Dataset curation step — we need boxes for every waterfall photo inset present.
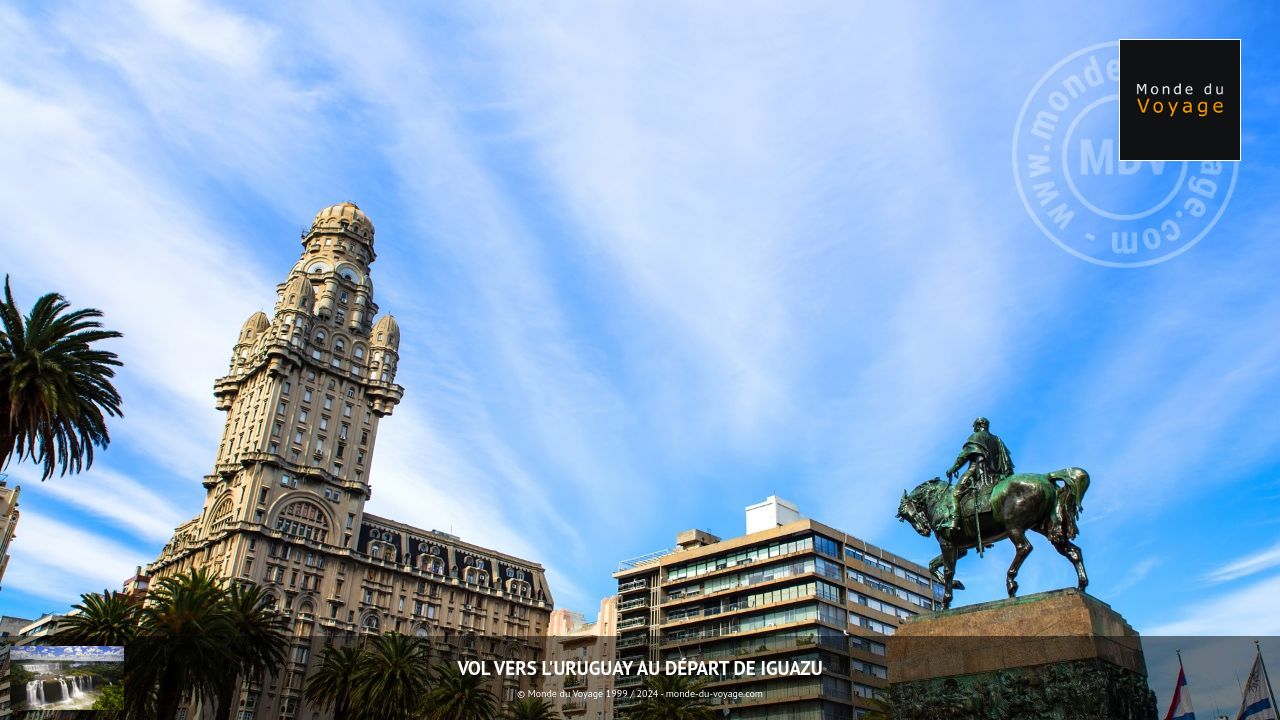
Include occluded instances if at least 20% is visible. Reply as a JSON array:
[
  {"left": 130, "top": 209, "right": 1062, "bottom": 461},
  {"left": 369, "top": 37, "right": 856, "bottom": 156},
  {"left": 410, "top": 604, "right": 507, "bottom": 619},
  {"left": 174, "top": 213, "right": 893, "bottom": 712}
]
[{"left": 8, "top": 645, "right": 124, "bottom": 712}]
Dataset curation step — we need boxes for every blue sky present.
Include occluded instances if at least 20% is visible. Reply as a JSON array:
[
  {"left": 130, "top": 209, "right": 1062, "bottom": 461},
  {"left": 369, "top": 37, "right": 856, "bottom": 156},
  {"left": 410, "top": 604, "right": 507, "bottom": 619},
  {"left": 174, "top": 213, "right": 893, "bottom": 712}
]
[{"left": 1, "top": 0, "right": 1278, "bottom": 700}]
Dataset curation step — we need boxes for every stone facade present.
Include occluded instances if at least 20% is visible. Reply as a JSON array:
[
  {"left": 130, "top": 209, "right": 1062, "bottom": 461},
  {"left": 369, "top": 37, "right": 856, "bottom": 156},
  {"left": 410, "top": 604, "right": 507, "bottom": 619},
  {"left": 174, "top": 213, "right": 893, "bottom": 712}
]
[
  {"left": 889, "top": 589, "right": 1157, "bottom": 720},
  {"left": 148, "top": 203, "right": 553, "bottom": 720},
  {"left": 0, "top": 479, "right": 19, "bottom": 592},
  {"left": 544, "top": 597, "right": 619, "bottom": 720}
]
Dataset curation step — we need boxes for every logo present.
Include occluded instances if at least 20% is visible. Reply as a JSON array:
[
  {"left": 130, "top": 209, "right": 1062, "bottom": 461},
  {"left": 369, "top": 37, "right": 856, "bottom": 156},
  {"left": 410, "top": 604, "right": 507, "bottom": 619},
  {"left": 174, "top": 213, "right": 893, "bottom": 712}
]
[
  {"left": 1119, "top": 39, "right": 1240, "bottom": 161},
  {"left": 1013, "top": 42, "right": 1237, "bottom": 267}
]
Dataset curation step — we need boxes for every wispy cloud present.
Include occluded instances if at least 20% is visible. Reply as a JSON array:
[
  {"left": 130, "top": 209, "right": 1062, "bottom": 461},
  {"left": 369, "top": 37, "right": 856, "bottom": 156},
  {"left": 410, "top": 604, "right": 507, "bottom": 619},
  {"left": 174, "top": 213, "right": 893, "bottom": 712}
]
[
  {"left": 10, "top": 467, "right": 186, "bottom": 543},
  {"left": 1147, "top": 573, "right": 1280, "bottom": 636},
  {"left": 1205, "top": 540, "right": 1280, "bottom": 584},
  {"left": 3, "top": 513, "right": 151, "bottom": 603},
  {"left": 1, "top": 0, "right": 1279, "bottom": 629}
]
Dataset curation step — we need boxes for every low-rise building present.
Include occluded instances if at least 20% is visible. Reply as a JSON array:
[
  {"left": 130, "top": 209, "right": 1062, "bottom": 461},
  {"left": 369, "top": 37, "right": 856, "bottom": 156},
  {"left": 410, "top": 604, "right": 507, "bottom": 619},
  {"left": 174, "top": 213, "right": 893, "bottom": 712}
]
[{"left": 545, "top": 597, "right": 618, "bottom": 720}]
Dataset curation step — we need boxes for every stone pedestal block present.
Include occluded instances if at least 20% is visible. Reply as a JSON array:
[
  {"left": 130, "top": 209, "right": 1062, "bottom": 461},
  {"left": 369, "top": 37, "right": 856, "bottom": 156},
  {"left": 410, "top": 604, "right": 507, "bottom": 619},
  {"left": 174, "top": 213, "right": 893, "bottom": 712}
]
[{"left": 887, "top": 589, "right": 1157, "bottom": 720}]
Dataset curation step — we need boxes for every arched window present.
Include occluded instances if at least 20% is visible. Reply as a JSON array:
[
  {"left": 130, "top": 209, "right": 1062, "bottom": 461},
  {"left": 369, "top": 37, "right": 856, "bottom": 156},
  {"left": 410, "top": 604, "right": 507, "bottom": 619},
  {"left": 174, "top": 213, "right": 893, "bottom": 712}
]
[
  {"left": 275, "top": 500, "right": 329, "bottom": 543},
  {"left": 363, "top": 615, "right": 380, "bottom": 630},
  {"left": 369, "top": 541, "right": 397, "bottom": 562},
  {"left": 208, "top": 498, "right": 234, "bottom": 534},
  {"left": 314, "top": 331, "right": 326, "bottom": 346},
  {"left": 334, "top": 339, "right": 345, "bottom": 354},
  {"left": 420, "top": 555, "right": 445, "bottom": 575},
  {"left": 353, "top": 345, "right": 365, "bottom": 360}
]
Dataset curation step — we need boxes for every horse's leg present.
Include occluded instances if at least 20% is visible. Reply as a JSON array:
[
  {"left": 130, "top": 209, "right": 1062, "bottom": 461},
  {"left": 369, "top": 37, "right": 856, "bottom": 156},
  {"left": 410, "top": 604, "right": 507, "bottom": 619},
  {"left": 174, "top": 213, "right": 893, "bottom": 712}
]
[
  {"left": 928, "top": 554, "right": 945, "bottom": 585},
  {"left": 1006, "top": 527, "right": 1033, "bottom": 598},
  {"left": 1052, "top": 538, "right": 1088, "bottom": 590},
  {"left": 928, "top": 553, "right": 966, "bottom": 592},
  {"left": 940, "top": 541, "right": 958, "bottom": 609}
]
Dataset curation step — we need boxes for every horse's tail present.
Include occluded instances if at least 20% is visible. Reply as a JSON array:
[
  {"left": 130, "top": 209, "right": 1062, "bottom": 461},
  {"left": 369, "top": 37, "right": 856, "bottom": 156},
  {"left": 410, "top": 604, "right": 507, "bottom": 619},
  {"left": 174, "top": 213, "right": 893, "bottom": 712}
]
[{"left": 1047, "top": 467, "right": 1089, "bottom": 542}]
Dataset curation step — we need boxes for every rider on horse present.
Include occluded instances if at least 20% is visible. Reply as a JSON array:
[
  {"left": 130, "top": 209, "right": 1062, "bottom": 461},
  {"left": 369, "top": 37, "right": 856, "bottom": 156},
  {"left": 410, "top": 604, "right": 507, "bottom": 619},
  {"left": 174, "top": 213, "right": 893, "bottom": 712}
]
[{"left": 938, "top": 417, "right": 1014, "bottom": 531}]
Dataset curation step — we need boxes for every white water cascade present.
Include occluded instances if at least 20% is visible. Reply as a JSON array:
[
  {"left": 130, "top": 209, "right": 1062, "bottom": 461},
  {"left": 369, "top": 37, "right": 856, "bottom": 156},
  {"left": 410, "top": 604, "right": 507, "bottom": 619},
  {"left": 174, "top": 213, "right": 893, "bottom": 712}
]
[{"left": 26, "top": 679, "right": 45, "bottom": 707}]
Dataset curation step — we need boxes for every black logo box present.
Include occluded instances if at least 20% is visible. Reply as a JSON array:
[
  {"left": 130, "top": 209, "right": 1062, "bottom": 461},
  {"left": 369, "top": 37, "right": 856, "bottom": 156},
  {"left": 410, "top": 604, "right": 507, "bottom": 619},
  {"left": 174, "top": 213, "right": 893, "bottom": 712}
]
[{"left": 1119, "top": 39, "right": 1241, "bottom": 161}]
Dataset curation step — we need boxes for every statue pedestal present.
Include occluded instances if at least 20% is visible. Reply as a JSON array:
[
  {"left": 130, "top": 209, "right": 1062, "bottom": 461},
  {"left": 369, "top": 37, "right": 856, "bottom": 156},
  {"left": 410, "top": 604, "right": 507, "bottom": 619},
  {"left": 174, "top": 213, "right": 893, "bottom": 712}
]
[{"left": 888, "top": 588, "right": 1157, "bottom": 720}]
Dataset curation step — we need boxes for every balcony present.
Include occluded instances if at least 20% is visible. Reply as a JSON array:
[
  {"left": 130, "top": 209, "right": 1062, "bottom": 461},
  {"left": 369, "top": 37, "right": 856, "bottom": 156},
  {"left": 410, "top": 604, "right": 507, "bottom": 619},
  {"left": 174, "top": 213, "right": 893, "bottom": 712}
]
[
  {"left": 562, "top": 700, "right": 587, "bottom": 714},
  {"left": 616, "top": 635, "right": 647, "bottom": 649},
  {"left": 666, "top": 607, "right": 702, "bottom": 622},
  {"left": 564, "top": 675, "right": 587, "bottom": 690},
  {"left": 618, "top": 578, "right": 648, "bottom": 593},
  {"left": 618, "top": 597, "right": 649, "bottom": 612},
  {"left": 615, "top": 674, "right": 644, "bottom": 687},
  {"left": 618, "top": 617, "right": 647, "bottom": 630}
]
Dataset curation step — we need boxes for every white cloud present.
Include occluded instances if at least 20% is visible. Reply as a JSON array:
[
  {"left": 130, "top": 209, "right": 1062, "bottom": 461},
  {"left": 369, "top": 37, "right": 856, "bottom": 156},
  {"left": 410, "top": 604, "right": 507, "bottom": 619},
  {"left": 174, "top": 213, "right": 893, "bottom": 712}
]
[
  {"left": 1146, "top": 573, "right": 1280, "bottom": 636},
  {"left": 3, "top": 513, "right": 150, "bottom": 604},
  {"left": 10, "top": 467, "right": 186, "bottom": 543},
  {"left": 1205, "top": 540, "right": 1280, "bottom": 584}
]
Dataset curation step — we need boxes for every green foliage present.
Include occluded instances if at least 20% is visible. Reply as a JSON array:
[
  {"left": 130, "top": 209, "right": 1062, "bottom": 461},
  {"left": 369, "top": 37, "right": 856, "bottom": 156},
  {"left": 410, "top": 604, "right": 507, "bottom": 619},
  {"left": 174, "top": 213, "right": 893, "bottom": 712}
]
[
  {"left": 92, "top": 683, "right": 126, "bottom": 712},
  {"left": 95, "top": 569, "right": 291, "bottom": 720},
  {"left": 354, "top": 633, "right": 435, "bottom": 720},
  {"left": 0, "top": 275, "right": 123, "bottom": 480},
  {"left": 54, "top": 590, "right": 139, "bottom": 646},
  {"left": 419, "top": 662, "right": 499, "bottom": 720},
  {"left": 304, "top": 643, "right": 368, "bottom": 720},
  {"left": 627, "top": 674, "right": 717, "bottom": 720},
  {"left": 503, "top": 697, "right": 557, "bottom": 720},
  {"left": 211, "top": 582, "right": 291, "bottom": 720},
  {"left": 8, "top": 661, "right": 34, "bottom": 685}
]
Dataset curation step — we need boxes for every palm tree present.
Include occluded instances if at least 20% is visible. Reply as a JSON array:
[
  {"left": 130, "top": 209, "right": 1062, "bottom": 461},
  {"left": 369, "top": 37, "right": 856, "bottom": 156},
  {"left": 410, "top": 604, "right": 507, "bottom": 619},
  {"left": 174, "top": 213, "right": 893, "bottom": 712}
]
[
  {"left": 54, "top": 589, "right": 139, "bottom": 646},
  {"left": 0, "top": 276, "right": 123, "bottom": 480},
  {"left": 503, "top": 697, "right": 557, "bottom": 720},
  {"left": 420, "top": 662, "right": 498, "bottom": 720},
  {"left": 352, "top": 633, "right": 434, "bottom": 720},
  {"left": 628, "top": 674, "right": 716, "bottom": 720},
  {"left": 212, "top": 582, "right": 291, "bottom": 720},
  {"left": 130, "top": 569, "right": 236, "bottom": 720},
  {"left": 305, "top": 643, "right": 367, "bottom": 720}
]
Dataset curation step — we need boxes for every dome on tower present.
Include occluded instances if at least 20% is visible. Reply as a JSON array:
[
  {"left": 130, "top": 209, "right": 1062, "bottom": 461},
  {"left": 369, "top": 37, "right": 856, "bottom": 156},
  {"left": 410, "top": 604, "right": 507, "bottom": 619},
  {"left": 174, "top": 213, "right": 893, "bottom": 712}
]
[
  {"left": 371, "top": 314, "right": 400, "bottom": 350},
  {"left": 280, "top": 275, "right": 316, "bottom": 311},
  {"left": 309, "top": 201, "right": 374, "bottom": 240},
  {"left": 239, "top": 311, "right": 270, "bottom": 341}
]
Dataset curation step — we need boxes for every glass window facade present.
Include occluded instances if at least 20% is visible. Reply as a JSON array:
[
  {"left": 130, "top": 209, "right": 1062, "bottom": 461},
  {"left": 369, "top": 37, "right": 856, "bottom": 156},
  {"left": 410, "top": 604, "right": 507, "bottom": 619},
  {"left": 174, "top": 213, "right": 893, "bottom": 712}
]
[{"left": 667, "top": 536, "right": 815, "bottom": 581}]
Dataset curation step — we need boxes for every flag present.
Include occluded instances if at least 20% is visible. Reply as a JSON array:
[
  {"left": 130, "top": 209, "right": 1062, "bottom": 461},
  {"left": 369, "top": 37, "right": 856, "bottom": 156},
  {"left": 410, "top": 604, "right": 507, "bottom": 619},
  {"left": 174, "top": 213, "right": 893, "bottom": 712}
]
[
  {"left": 1237, "top": 650, "right": 1277, "bottom": 720},
  {"left": 1165, "top": 665, "right": 1196, "bottom": 720}
]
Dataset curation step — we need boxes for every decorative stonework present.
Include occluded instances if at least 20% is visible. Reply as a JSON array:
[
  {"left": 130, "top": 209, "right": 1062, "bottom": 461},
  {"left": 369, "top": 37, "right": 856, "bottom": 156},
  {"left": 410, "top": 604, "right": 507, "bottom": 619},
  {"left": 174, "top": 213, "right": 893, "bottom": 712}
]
[
  {"left": 890, "top": 659, "right": 1157, "bottom": 720},
  {"left": 888, "top": 590, "right": 1156, "bottom": 720},
  {"left": 147, "top": 204, "right": 553, "bottom": 720}
]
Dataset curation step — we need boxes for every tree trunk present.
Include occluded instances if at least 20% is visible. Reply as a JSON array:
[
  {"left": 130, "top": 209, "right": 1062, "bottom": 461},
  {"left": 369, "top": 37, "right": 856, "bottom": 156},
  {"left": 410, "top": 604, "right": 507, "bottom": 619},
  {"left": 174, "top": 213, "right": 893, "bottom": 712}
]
[
  {"left": 213, "top": 675, "right": 238, "bottom": 720},
  {"left": 154, "top": 664, "right": 184, "bottom": 720}
]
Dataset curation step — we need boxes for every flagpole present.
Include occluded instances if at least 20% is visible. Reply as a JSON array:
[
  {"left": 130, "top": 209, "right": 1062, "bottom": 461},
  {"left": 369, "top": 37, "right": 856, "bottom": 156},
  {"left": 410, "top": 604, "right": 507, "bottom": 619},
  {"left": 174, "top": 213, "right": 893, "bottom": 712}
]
[{"left": 1257, "top": 640, "right": 1278, "bottom": 713}]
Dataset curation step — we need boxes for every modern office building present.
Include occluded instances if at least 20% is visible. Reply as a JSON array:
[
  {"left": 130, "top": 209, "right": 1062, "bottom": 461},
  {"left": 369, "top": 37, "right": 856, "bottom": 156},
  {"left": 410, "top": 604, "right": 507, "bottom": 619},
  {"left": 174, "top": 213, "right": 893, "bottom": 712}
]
[
  {"left": 0, "top": 478, "right": 19, "bottom": 591},
  {"left": 14, "top": 613, "right": 68, "bottom": 644},
  {"left": 148, "top": 203, "right": 553, "bottom": 720},
  {"left": 613, "top": 496, "right": 942, "bottom": 720},
  {"left": 545, "top": 597, "right": 619, "bottom": 720}
]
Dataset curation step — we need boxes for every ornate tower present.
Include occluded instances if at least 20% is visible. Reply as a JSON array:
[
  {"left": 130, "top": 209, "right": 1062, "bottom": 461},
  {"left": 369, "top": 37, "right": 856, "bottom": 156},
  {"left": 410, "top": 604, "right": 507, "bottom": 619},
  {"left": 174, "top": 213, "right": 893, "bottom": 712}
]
[
  {"left": 152, "top": 202, "right": 403, "bottom": 576},
  {"left": 150, "top": 203, "right": 553, "bottom": 720}
]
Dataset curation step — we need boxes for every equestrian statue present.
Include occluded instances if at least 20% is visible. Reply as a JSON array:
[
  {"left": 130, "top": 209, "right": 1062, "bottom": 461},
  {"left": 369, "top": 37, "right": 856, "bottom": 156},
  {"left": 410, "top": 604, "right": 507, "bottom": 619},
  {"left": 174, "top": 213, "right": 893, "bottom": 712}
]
[{"left": 896, "top": 418, "right": 1090, "bottom": 609}]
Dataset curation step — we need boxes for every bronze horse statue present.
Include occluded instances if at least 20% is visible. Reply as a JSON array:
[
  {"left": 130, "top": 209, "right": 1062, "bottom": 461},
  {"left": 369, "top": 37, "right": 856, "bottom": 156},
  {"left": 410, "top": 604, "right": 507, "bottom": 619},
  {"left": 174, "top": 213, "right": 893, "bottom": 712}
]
[{"left": 896, "top": 468, "right": 1090, "bottom": 609}]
